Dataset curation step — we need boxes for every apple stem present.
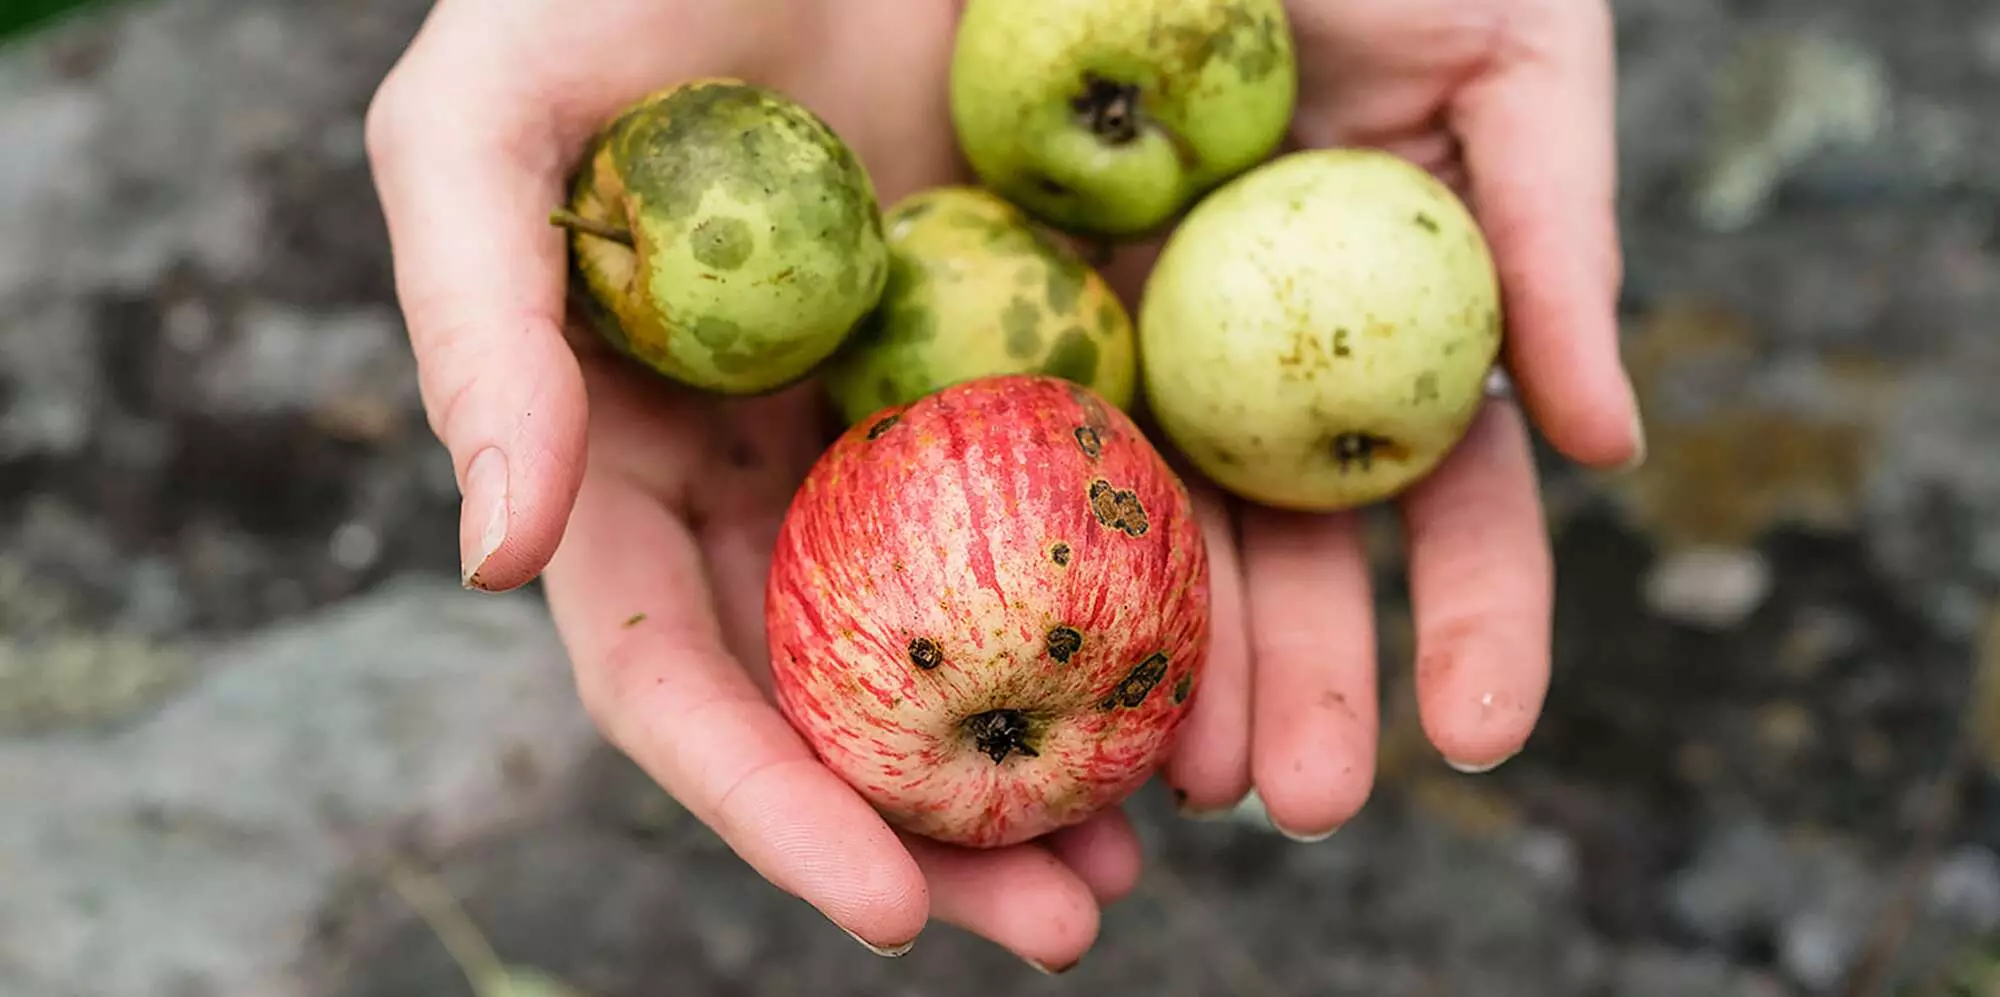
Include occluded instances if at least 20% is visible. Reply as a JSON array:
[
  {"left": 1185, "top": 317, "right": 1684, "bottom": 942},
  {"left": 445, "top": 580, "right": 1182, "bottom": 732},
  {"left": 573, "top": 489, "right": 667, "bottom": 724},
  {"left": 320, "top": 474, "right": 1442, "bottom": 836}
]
[{"left": 548, "top": 207, "right": 634, "bottom": 248}]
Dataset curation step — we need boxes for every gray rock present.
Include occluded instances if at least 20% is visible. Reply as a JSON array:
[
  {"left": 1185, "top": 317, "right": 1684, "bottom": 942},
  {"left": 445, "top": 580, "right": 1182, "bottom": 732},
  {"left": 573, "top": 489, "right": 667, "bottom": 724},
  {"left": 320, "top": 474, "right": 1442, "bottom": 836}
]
[{"left": 0, "top": 578, "right": 600, "bottom": 997}]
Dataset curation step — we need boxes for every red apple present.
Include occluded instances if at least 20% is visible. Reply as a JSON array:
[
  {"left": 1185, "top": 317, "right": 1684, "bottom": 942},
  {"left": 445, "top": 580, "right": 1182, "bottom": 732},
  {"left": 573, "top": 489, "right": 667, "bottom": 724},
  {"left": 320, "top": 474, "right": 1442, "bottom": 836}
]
[{"left": 765, "top": 374, "right": 1211, "bottom": 848}]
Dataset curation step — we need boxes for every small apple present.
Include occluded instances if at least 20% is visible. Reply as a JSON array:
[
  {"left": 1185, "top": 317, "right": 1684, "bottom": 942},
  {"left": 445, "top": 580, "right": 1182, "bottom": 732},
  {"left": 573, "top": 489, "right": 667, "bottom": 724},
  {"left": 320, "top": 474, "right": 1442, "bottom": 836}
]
[
  {"left": 818, "top": 185, "right": 1139, "bottom": 427},
  {"left": 948, "top": 0, "right": 1298, "bottom": 240},
  {"left": 555, "top": 78, "right": 889, "bottom": 395},
  {"left": 765, "top": 374, "right": 1210, "bottom": 848},
  {"left": 1138, "top": 147, "right": 1504, "bottom": 511}
]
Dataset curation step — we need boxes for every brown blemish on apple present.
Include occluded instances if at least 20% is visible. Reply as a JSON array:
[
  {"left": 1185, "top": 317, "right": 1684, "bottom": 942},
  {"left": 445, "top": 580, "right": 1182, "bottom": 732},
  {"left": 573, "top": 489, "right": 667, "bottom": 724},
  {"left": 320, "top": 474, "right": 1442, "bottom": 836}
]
[
  {"left": 1072, "top": 72, "right": 1141, "bottom": 145},
  {"left": 1102, "top": 651, "right": 1170, "bottom": 709},
  {"left": 1087, "top": 479, "right": 1149, "bottom": 536},
  {"left": 1326, "top": 431, "right": 1407, "bottom": 474},
  {"left": 907, "top": 636, "right": 944, "bottom": 670},
  {"left": 1074, "top": 425, "right": 1103, "bottom": 458},
  {"left": 1413, "top": 211, "right": 1440, "bottom": 234},
  {"left": 866, "top": 413, "right": 901, "bottom": 439},
  {"left": 964, "top": 708, "right": 1038, "bottom": 763},
  {"left": 1045, "top": 626, "right": 1083, "bottom": 663},
  {"left": 1173, "top": 671, "right": 1193, "bottom": 704},
  {"left": 1049, "top": 541, "right": 1073, "bottom": 566}
]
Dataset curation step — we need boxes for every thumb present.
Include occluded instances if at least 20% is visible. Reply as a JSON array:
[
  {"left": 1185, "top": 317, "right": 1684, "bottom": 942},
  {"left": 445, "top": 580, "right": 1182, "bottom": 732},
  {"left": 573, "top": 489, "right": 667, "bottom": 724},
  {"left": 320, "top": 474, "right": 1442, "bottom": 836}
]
[{"left": 365, "top": 76, "right": 589, "bottom": 592}]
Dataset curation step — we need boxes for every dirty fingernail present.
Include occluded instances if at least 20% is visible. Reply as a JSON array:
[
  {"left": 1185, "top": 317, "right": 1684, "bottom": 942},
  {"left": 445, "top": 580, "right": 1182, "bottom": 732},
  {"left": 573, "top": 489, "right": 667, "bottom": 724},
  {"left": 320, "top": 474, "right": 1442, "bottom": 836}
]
[{"left": 460, "top": 446, "right": 509, "bottom": 589}]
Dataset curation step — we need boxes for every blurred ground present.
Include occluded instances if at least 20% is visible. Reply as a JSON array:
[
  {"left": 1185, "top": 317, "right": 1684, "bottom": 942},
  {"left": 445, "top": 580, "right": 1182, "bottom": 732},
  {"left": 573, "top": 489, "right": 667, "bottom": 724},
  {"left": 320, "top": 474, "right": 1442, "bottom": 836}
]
[{"left": 4, "top": 0, "right": 2000, "bottom": 994}]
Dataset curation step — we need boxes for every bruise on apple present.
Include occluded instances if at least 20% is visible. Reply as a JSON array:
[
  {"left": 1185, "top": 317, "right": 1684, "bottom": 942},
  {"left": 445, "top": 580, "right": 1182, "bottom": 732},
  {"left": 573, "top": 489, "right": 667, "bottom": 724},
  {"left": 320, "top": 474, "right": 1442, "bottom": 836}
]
[
  {"left": 762, "top": 374, "right": 1211, "bottom": 849},
  {"left": 1087, "top": 478, "right": 1150, "bottom": 536},
  {"left": 1101, "top": 651, "right": 1171, "bottom": 709},
  {"left": 1045, "top": 625, "right": 1084, "bottom": 663},
  {"left": 1172, "top": 670, "right": 1194, "bottom": 705},
  {"left": 866, "top": 412, "right": 902, "bottom": 439},
  {"left": 1074, "top": 425, "right": 1103, "bottom": 458},
  {"left": 907, "top": 636, "right": 945, "bottom": 670}
]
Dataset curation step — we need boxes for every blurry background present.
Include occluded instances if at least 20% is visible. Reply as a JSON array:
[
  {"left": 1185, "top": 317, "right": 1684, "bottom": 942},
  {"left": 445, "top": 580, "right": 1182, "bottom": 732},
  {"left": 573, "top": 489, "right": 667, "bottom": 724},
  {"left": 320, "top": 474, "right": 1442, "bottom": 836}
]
[{"left": 3, "top": 0, "right": 1999, "bottom": 994}]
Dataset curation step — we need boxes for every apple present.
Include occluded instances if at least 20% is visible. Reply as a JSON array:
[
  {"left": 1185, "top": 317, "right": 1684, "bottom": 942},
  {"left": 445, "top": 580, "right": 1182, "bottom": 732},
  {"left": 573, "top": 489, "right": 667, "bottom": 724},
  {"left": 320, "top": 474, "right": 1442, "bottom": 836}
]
[
  {"left": 554, "top": 78, "right": 889, "bottom": 394},
  {"left": 818, "top": 185, "right": 1139, "bottom": 427},
  {"left": 1138, "top": 147, "right": 1504, "bottom": 510},
  {"left": 765, "top": 374, "right": 1211, "bottom": 848},
  {"left": 948, "top": 0, "right": 1298, "bottom": 240}
]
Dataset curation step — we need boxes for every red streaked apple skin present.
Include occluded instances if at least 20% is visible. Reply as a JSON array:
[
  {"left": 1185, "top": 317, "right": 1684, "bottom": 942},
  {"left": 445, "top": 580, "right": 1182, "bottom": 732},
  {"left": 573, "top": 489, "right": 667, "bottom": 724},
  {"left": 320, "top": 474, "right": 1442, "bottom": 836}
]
[{"left": 765, "top": 374, "right": 1211, "bottom": 848}]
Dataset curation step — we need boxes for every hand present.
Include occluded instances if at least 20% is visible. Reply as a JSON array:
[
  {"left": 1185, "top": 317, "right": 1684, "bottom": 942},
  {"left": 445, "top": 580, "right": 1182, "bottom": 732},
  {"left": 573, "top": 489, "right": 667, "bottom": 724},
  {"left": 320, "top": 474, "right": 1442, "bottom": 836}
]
[
  {"left": 1095, "top": 0, "right": 1642, "bottom": 837},
  {"left": 364, "top": 0, "right": 1138, "bottom": 971}
]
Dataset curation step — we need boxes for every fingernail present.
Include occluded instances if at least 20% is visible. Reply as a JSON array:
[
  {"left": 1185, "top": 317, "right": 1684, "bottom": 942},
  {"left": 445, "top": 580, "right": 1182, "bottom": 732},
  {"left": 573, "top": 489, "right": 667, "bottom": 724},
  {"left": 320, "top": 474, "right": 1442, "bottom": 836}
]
[
  {"left": 839, "top": 925, "right": 915, "bottom": 958},
  {"left": 1273, "top": 822, "right": 1340, "bottom": 843},
  {"left": 1618, "top": 399, "right": 1648, "bottom": 473},
  {"left": 460, "top": 447, "right": 509, "bottom": 589},
  {"left": 1446, "top": 751, "right": 1517, "bottom": 775},
  {"left": 1029, "top": 958, "right": 1078, "bottom": 975}
]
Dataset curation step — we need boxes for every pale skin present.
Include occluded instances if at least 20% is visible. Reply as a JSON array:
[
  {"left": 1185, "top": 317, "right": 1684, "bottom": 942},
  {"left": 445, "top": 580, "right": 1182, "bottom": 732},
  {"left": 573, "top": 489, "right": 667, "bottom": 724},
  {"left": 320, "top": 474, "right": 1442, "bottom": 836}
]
[{"left": 364, "top": 0, "right": 1642, "bottom": 973}]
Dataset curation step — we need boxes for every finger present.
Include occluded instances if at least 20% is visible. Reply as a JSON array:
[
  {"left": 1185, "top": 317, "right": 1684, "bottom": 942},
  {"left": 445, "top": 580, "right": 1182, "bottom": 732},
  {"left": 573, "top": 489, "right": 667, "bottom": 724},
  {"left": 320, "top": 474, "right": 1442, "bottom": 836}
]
[
  {"left": 1451, "top": 0, "right": 1642, "bottom": 469},
  {"left": 541, "top": 466, "right": 930, "bottom": 953},
  {"left": 1398, "top": 398, "right": 1552, "bottom": 772},
  {"left": 1042, "top": 808, "right": 1144, "bottom": 906},
  {"left": 1240, "top": 509, "right": 1378, "bottom": 841},
  {"left": 365, "top": 58, "right": 588, "bottom": 591},
  {"left": 1161, "top": 482, "right": 1254, "bottom": 815},
  {"left": 905, "top": 835, "right": 1102, "bottom": 975}
]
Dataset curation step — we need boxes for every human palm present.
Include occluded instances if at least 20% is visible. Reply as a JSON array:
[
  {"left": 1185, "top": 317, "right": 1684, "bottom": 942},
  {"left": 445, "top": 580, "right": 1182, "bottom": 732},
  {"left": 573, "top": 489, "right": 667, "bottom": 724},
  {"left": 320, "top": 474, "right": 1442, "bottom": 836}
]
[{"left": 364, "top": 0, "right": 1641, "bottom": 972}]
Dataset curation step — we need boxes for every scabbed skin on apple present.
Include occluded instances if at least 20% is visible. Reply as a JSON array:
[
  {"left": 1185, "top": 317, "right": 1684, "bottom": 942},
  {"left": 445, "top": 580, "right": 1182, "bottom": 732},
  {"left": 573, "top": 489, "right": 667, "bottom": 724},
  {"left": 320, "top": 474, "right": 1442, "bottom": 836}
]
[
  {"left": 764, "top": 374, "right": 1211, "bottom": 848},
  {"left": 818, "top": 185, "right": 1139, "bottom": 427},
  {"left": 948, "top": 0, "right": 1297, "bottom": 240},
  {"left": 561, "top": 78, "right": 889, "bottom": 395},
  {"left": 1138, "top": 147, "right": 1503, "bottom": 511}
]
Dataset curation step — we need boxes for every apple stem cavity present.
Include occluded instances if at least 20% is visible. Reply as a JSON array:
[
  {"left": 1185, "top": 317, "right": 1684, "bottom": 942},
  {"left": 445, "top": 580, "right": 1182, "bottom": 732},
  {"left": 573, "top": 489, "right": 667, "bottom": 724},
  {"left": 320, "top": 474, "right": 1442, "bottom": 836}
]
[
  {"left": 1072, "top": 73, "right": 1143, "bottom": 146},
  {"left": 547, "top": 207, "right": 635, "bottom": 248},
  {"left": 964, "top": 708, "right": 1039, "bottom": 764}
]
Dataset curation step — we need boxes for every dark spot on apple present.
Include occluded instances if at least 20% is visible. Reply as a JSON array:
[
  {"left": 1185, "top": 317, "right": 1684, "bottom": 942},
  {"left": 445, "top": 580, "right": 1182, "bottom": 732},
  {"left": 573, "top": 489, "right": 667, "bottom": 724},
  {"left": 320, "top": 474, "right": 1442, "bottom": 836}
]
[
  {"left": 1045, "top": 626, "right": 1083, "bottom": 663},
  {"left": 1041, "top": 327, "right": 1099, "bottom": 386},
  {"left": 1334, "top": 328, "right": 1352, "bottom": 357},
  {"left": 866, "top": 413, "right": 901, "bottom": 439},
  {"left": 1003, "top": 296, "right": 1043, "bottom": 358},
  {"left": 691, "top": 215, "right": 754, "bottom": 270},
  {"left": 1173, "top": 671, "right": 1193, "bottom": 704},
  {"left": 907, "top": 636, "right": 944, "bottom": 669},
  {"left": 1050, "top": 541, "right": 1072, "bottom": 566},
  {"left": 964, "top": 708, "right": 1038, "bottom": 763},
  {"left": 1413, "top": 211, "right": 1440, "bottom": 234},
  {"left": 1044, "top": 258, "right": 1085, "bottom": 315},
  {"left": 622, "top": 612, "right": 647, "bottom": 628},
  {"left": 1074, "top": 425, "right": 1103, "bottom": 458},
  {"left": 1326, "top": 431, "right": 1405, "bottom": 474},
  {"left": 1097, "top": 300, "right": 1122, "bottom": 336},
  {"left": 1102, "top": 652, "right": 1170, "bottom": 709},
  {"left": 1072, "top": 72, "right": 1142, "bottom": 145},
  {"left": 1413, "top": 371, "right": 1439, "bottom": 403},
  {"left": 1033, "top": 174, "right": 1072, "bottom": 198},
  {"left": 1087, "top": 479, "right": 1149, "bottom": 536}
]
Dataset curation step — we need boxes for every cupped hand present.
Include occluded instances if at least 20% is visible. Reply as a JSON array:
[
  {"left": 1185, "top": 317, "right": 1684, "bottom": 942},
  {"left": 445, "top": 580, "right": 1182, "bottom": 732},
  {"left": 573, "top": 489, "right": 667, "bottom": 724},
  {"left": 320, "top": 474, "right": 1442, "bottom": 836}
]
[
  {"left": 362, "top": 0, "right": 1641, "bottom": 971},
  {"left": 1099, "top": 0, "right": 1642, "bottom": 838},
  {"left": 364, "top": 0, "right": 1139, "bottom": 970}
]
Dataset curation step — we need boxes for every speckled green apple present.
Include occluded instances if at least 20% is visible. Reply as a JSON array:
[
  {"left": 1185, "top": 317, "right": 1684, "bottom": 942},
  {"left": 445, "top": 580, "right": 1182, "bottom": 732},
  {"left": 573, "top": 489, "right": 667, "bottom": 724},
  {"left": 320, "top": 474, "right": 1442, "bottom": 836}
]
[
  {"left": 1138, "top": 147, "right": 1504, "bottom": 511},
  {"left": 820, "top": 186, "right": 1138, "bottom": 426},
  {"left": 555, "top": 78, "right": 889, "bottom": 395},
  {"left": 948, "top": 0, "right": 1297, "bottom": 240}
]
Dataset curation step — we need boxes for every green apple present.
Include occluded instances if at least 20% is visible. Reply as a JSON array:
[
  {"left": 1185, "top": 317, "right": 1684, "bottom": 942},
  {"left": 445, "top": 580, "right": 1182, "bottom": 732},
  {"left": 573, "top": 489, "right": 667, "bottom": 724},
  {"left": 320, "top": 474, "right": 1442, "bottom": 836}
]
[
  {"left": 1138, "top": 147, "right": 1503, "bottom": 511},
  {"left": 554, "top": 78, "right": 889, "bottom": 395},
  {"left": 819, "top": 185, "right": 1138, "bottom": 426},
  {"left": 948, "top": 0, "right": 1298, "bottom": 241}
]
